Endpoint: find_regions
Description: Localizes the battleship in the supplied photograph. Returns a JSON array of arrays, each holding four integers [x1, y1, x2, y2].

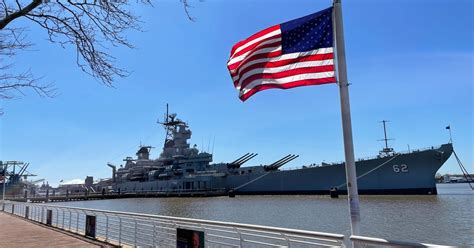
[[107, 106, 453, 196], [0, 161, 40, 197]]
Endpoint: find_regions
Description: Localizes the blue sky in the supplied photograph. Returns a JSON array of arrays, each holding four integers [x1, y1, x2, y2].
[[1, 0, 472, 185]]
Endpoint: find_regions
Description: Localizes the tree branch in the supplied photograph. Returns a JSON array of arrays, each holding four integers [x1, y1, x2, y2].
[[0, 0, 42, 29], [0, 67, 56, 99], [0, 0, 193, 102]]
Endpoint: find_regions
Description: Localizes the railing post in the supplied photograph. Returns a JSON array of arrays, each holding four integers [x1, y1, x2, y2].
[[282, 233, 290, 247], [76, 213, 79, 233], [134, 219, 138, 247], [69, 212, 72, 231], [11, 204, 14, 214], [62, 210, 65, 229], [105, 215, 109, 242], [235, 227, 243, 247], [153, 220, 157, 247], [118, 217, 122, 246], [25, 206, 29, 219]]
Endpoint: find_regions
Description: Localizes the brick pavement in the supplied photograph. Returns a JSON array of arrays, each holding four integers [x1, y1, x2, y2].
[[0, 212, 102, 248]]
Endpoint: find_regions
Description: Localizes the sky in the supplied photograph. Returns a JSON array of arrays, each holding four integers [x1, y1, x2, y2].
[[1, 0, 472, 186]]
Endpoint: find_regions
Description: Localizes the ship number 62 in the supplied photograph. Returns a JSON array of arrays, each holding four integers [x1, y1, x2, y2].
[[393, 164, 408, 173]]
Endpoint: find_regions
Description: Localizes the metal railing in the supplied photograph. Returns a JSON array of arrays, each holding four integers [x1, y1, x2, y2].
[[1, 201, 345, 247], [6, 188, 228, 199], [350, 235, 453, 248], [0, 201, 453, 247]]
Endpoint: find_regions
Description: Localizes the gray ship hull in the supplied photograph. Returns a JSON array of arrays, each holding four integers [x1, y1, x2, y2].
[[228, 144, 452, 195], [113, 144, 452, 195]]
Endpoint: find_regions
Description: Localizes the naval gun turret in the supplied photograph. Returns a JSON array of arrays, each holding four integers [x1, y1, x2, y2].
[[227, 153, 258, 169], [264, 154, 299, 171]]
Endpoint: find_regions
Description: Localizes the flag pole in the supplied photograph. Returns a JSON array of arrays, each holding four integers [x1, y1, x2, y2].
[[447, 125, 452, 144], [333, 0, 361, 238]]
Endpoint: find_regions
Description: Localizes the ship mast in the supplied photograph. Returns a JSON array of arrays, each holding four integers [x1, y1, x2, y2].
[[157, 104, 186, 148], [379, 120, 394, 155], [164, 103, 171, 147], [382, 120, 389, 150]]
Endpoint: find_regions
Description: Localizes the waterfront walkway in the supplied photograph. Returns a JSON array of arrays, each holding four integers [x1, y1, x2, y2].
[[0, 212, 105, 248]]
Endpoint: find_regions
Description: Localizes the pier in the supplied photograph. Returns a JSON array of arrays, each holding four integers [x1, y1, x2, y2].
[[6, 190, 228, 203], [0, 212, 108, 247]]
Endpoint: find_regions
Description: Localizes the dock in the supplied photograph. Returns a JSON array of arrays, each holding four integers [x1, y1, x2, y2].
[[6, 190, 228, 203], [0, 212, 110, 248]]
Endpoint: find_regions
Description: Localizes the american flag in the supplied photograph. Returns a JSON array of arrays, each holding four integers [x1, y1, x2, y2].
[[227, 7, 337, 101]]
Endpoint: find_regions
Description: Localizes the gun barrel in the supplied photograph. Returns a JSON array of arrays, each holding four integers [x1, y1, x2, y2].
[[269, 154, 293, 167], [278, 155, 299, 167], [268, 155, 299, 169], [272, 156, 294, 167], [237, 153, 258, 166], [230, 153, 251, 165], [234, 153, 254, 165]]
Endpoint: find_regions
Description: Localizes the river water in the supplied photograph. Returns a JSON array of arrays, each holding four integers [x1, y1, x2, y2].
[[51, 183, 473, 246]]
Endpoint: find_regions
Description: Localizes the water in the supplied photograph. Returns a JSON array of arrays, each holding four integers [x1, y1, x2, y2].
[[51, 183, 474, 246]]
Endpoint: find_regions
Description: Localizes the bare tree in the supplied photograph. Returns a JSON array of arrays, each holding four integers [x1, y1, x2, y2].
[[1, 26, 54, 99], [0, 0, 193, 101]]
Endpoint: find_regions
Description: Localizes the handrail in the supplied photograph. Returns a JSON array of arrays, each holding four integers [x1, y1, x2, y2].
[[350, 235, 453, 248], [27, 201, 346, 240], [1, 200, 346, 247]]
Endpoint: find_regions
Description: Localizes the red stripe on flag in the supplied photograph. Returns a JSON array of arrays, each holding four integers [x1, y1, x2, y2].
[[228, 50, 283, 72], [230, 25, 280, 56], [239, 65, 335, 90], [231, 53, 334, 79], [228, 42, 282, 70], [239, 78, 337, 101], [230, 34, 282, 59]]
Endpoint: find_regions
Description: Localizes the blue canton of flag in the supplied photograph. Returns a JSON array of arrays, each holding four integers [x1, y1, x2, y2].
[[281, 7, 334, 54]]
